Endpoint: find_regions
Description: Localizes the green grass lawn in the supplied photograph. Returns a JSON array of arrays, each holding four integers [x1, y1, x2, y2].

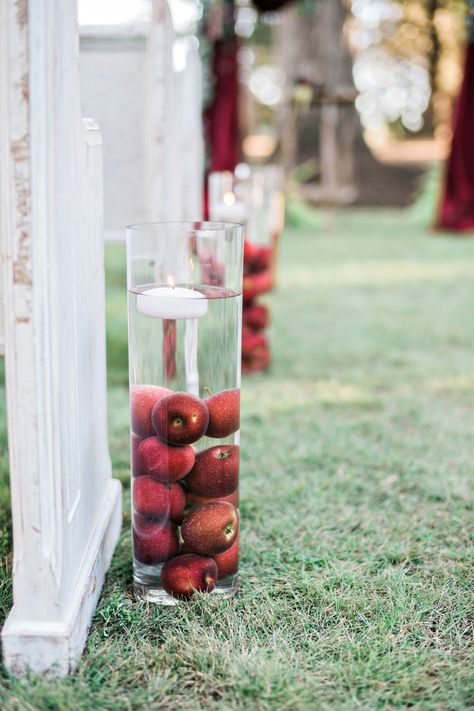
[[1, 192, 473, 708]]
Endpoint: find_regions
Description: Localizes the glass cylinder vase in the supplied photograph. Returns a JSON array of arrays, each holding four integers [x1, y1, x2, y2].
[[209, 167, 284, 374], [126, 222, 243, 603]]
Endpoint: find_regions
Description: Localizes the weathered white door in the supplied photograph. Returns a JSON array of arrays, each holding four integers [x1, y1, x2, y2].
[[0, 0, 122, 675]]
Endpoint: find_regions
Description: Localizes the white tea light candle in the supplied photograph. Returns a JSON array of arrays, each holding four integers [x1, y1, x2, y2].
[[137, 286, 208, 320], [211, 191, 248, 224]]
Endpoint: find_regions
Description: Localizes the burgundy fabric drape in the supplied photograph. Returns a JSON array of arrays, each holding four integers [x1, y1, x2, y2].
[[205, 39, 240, 173], [203, 38, 240, 218], [436, 44, 474, 232]]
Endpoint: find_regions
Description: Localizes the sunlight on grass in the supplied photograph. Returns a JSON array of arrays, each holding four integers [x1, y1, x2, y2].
[[420, 374, 474, 395], [244, 379, 378, 410], [281, 260, 474, 288]]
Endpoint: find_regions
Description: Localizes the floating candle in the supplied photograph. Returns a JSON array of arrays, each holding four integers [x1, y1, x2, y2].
[[211, 191, 248, 224], [137, 286, 208, 320]]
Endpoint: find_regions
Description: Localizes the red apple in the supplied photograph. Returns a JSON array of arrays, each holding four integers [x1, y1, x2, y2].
[[185, 488, 239, 509], [242, 332, 271, 372], [181, 501, 239, 555], [133, 518, 180, 564], [243, 240, 261, 274], [254, 245, 272, 272], [241, 324, 255, 344], [131, 433, 145, 477], [151, 392, 209, 445], [161, 554, 217, 599], [242, 330, 265, 354], [244, 241, 273, 274], [185, 445, 239, 498], [205, 389, 240, 438], [243, 270, 273, 304], [213, 536, 239, 578], [243, 303, 269, 331], [242, 350, 271, 373], [253, 350, 270, 371], [130, 385, 171, 438], [138, 436, 195, 482], [133, 477, 186, 522]]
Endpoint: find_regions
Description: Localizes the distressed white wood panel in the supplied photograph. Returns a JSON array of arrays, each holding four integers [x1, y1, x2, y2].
[[80, 26, 148, 235], [0, 0, 122, 675], [79, 0, 204, 233]]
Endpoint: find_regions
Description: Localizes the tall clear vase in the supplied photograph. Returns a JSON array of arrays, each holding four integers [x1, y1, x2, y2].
[[126, 222, 243, 603]]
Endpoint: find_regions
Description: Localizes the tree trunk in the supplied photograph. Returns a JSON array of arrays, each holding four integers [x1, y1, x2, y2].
[[275, 0, 426, 207], [276, 0, 357, 202]]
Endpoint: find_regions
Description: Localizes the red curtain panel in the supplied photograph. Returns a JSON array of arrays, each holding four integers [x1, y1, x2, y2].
[[205, 38, 240, 174], [436, 40, 474, 232], [203, 37, 239, 218]]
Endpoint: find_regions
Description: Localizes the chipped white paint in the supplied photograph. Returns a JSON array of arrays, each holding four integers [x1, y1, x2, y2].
[[0, 0, 122, 675], [80, 25, 148, 236]]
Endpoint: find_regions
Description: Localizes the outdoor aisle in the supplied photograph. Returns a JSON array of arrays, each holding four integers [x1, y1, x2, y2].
[[1, 200, 473, 707]]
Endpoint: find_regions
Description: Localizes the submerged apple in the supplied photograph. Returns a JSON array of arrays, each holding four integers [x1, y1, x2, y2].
[[185, 488, 239, 509], [152, 392, 209, 445], [161, 553, 217, 599], [138, 436, 195, 482], [243, 303, 269, 331], [131, 432, 145, 477], [181, 501, 239, 555], [133, 518, 180, 565], [242, 332, 270, 372], [212, 536, 239, 578], [130, 385, 171, 438], [243, 270, 273, 304], [185, 445, 239, 498], [205, 389, 240, 438], [133, 477, 186, 522]]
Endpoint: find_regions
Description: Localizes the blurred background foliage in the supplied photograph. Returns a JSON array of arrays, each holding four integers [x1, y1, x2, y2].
[[237, 0, 466, 143]]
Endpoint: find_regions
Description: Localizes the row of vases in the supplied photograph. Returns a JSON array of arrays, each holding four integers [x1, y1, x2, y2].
[[127, 168, 284, 603]]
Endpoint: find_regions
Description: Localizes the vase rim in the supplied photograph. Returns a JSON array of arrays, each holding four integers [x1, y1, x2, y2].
[[126, 221, 244, 233]]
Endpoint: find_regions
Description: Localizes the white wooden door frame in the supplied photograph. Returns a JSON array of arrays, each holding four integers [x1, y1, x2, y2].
[[0, 0, 122, 675]]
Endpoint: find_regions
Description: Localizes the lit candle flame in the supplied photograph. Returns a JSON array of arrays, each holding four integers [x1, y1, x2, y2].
[[223, 191, 236, 207], [167, 275, 175, 289]]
